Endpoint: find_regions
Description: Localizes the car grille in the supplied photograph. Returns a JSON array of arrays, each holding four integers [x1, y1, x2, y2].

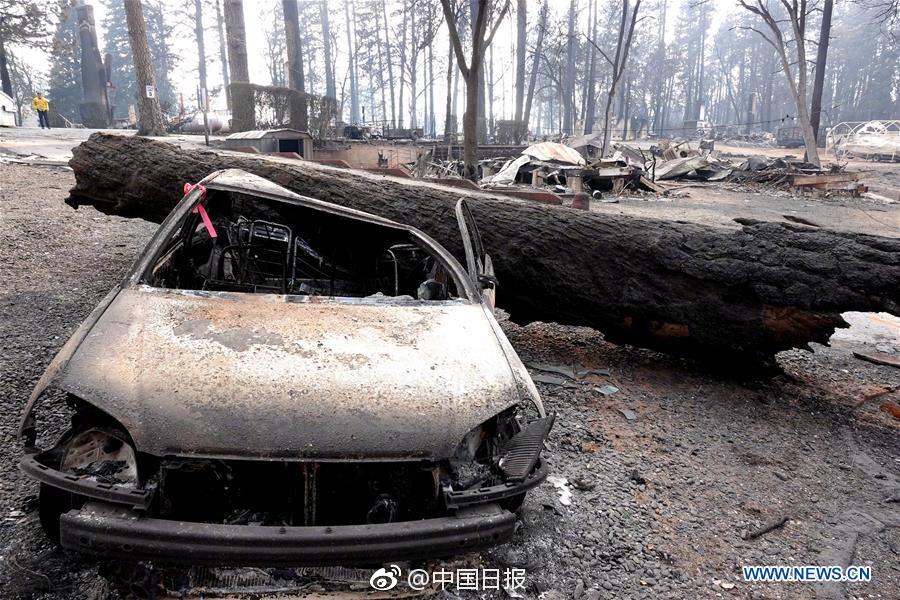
[[156, 458, 441, 526]]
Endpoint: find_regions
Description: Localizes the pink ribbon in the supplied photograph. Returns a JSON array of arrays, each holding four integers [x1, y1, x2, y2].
[[183, 182, 217, 239]]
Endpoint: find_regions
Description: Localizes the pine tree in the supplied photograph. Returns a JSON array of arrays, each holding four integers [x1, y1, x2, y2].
[[46, 5, 82, 122], [103, 0, 176, 118]]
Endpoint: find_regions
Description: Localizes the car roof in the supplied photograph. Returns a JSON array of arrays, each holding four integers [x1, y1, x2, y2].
[[202, 168, 409, 231]]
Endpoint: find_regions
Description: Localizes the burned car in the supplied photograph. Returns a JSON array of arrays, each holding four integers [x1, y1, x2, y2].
[[19, 169, 553, 565]]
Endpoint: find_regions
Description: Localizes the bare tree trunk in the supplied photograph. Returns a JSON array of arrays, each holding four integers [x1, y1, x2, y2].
[[523, 3, 547, 134], [374, 9, 388, 128], [398, 3, 407, 128], [123, 0, 166, 136], [283, 0, 308, 130], [563, 0, 576, 135], [283, 0, 305, 93], [214, 0, 231, 110], [381, 0, 396, 128], [343, 0, 360, 123], [600, 0, 641, 156], [428, 42, 435, 137], [223, 0, 249, 82], [809, 0, 832, 144], [583, 0, 598, 134], [442, 0, 510, 178], [193, 0, 210, 145], [409, 4, 417, 129], [514, 0, 526, 123], [468, 0, 488, 144], [739, 0, 819, 166], [651, 0, 667, 136], [488, 44, 494, 137], [320, 0, 336, 99], [444, 43, 454, 142]]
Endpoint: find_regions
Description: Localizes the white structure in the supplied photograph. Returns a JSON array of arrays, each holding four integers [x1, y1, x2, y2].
[[0, 91, 17, 127], [827, 120, 900, 161]]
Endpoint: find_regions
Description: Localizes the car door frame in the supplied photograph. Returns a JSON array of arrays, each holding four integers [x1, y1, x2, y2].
[[454, 198, 497, 309]]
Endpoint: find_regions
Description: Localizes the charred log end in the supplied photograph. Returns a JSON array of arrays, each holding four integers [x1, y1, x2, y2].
[[762, 306, 848, 349]]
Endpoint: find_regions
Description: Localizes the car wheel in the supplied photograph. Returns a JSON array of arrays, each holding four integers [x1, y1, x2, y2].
[[38, 482, 80, 543]]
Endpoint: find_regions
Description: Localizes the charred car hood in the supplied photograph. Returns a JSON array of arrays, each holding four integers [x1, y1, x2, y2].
[[56, 286, 521, 460]]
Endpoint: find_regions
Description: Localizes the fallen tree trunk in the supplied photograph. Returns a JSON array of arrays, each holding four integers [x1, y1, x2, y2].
[[66, 133, 899, 363]]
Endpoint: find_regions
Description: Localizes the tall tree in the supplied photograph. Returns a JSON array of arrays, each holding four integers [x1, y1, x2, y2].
[[739, 0, 820, 166], [123, 0, 167, 135], [47, 5, 82, 122], [283, 0, 308, 129], [214, 0, 231, 109], [582, 0, 599, 134], [441, 0, 510, 178], [443, 32, 455, 141], [319, 0, 336, 99], [262, 2, 286, 87], [523, 1, 547, 132], [223, 0, 249, 83], [595, 0, 642, 156], [344, 0, 360, 123], [0, 0, 46, 99], [104, 0, 176, 118], [809, 0, 833, 143], [283, 0, 306, 94], [193, 0, 209, 144], [381, 0, 396, 127], [562, 0, 577, 135], [513, 0, 526, 123]]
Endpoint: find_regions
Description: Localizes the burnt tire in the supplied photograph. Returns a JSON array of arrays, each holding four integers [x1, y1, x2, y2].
[[38, 483, 80, 543]]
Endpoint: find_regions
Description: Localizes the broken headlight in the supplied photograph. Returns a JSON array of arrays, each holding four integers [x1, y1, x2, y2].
[[449, 409, 520, 489], [60, 428, 139, 485]]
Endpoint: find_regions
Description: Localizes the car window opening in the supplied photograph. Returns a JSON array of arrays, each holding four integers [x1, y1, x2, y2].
[[146, 189, 463, 300]]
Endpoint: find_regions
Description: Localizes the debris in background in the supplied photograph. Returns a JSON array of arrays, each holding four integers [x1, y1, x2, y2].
[[853, 351, 900, 368], [482, 155, 531, 186], [522, 142, 586, 165], [597, 385, 620, 397], [572, 192, 590, 210], [827, 120, 900, 162]]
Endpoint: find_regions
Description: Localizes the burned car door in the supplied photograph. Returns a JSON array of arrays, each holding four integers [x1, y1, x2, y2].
[[455, 198, 497, 309]]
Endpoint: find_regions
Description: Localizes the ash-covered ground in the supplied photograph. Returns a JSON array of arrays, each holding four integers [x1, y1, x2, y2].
[[1, 163, 897, 599]]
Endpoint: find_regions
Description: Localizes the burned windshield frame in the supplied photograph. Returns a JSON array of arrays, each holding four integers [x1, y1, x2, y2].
[[139, 186, 472, 302]]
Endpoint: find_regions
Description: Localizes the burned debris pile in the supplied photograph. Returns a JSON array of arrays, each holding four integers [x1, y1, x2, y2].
[[65, 133, 900, 364], [413, 137, 872, 203]]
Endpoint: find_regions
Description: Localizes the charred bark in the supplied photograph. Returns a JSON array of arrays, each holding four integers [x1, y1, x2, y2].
[[66, 133, 900, 364]]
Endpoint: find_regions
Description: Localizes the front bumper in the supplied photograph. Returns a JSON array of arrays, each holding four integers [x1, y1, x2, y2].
[[60, 502, 516, 566]]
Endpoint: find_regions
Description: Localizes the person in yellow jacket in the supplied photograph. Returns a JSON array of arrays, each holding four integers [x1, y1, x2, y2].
[[32, 94, 50, 129]]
